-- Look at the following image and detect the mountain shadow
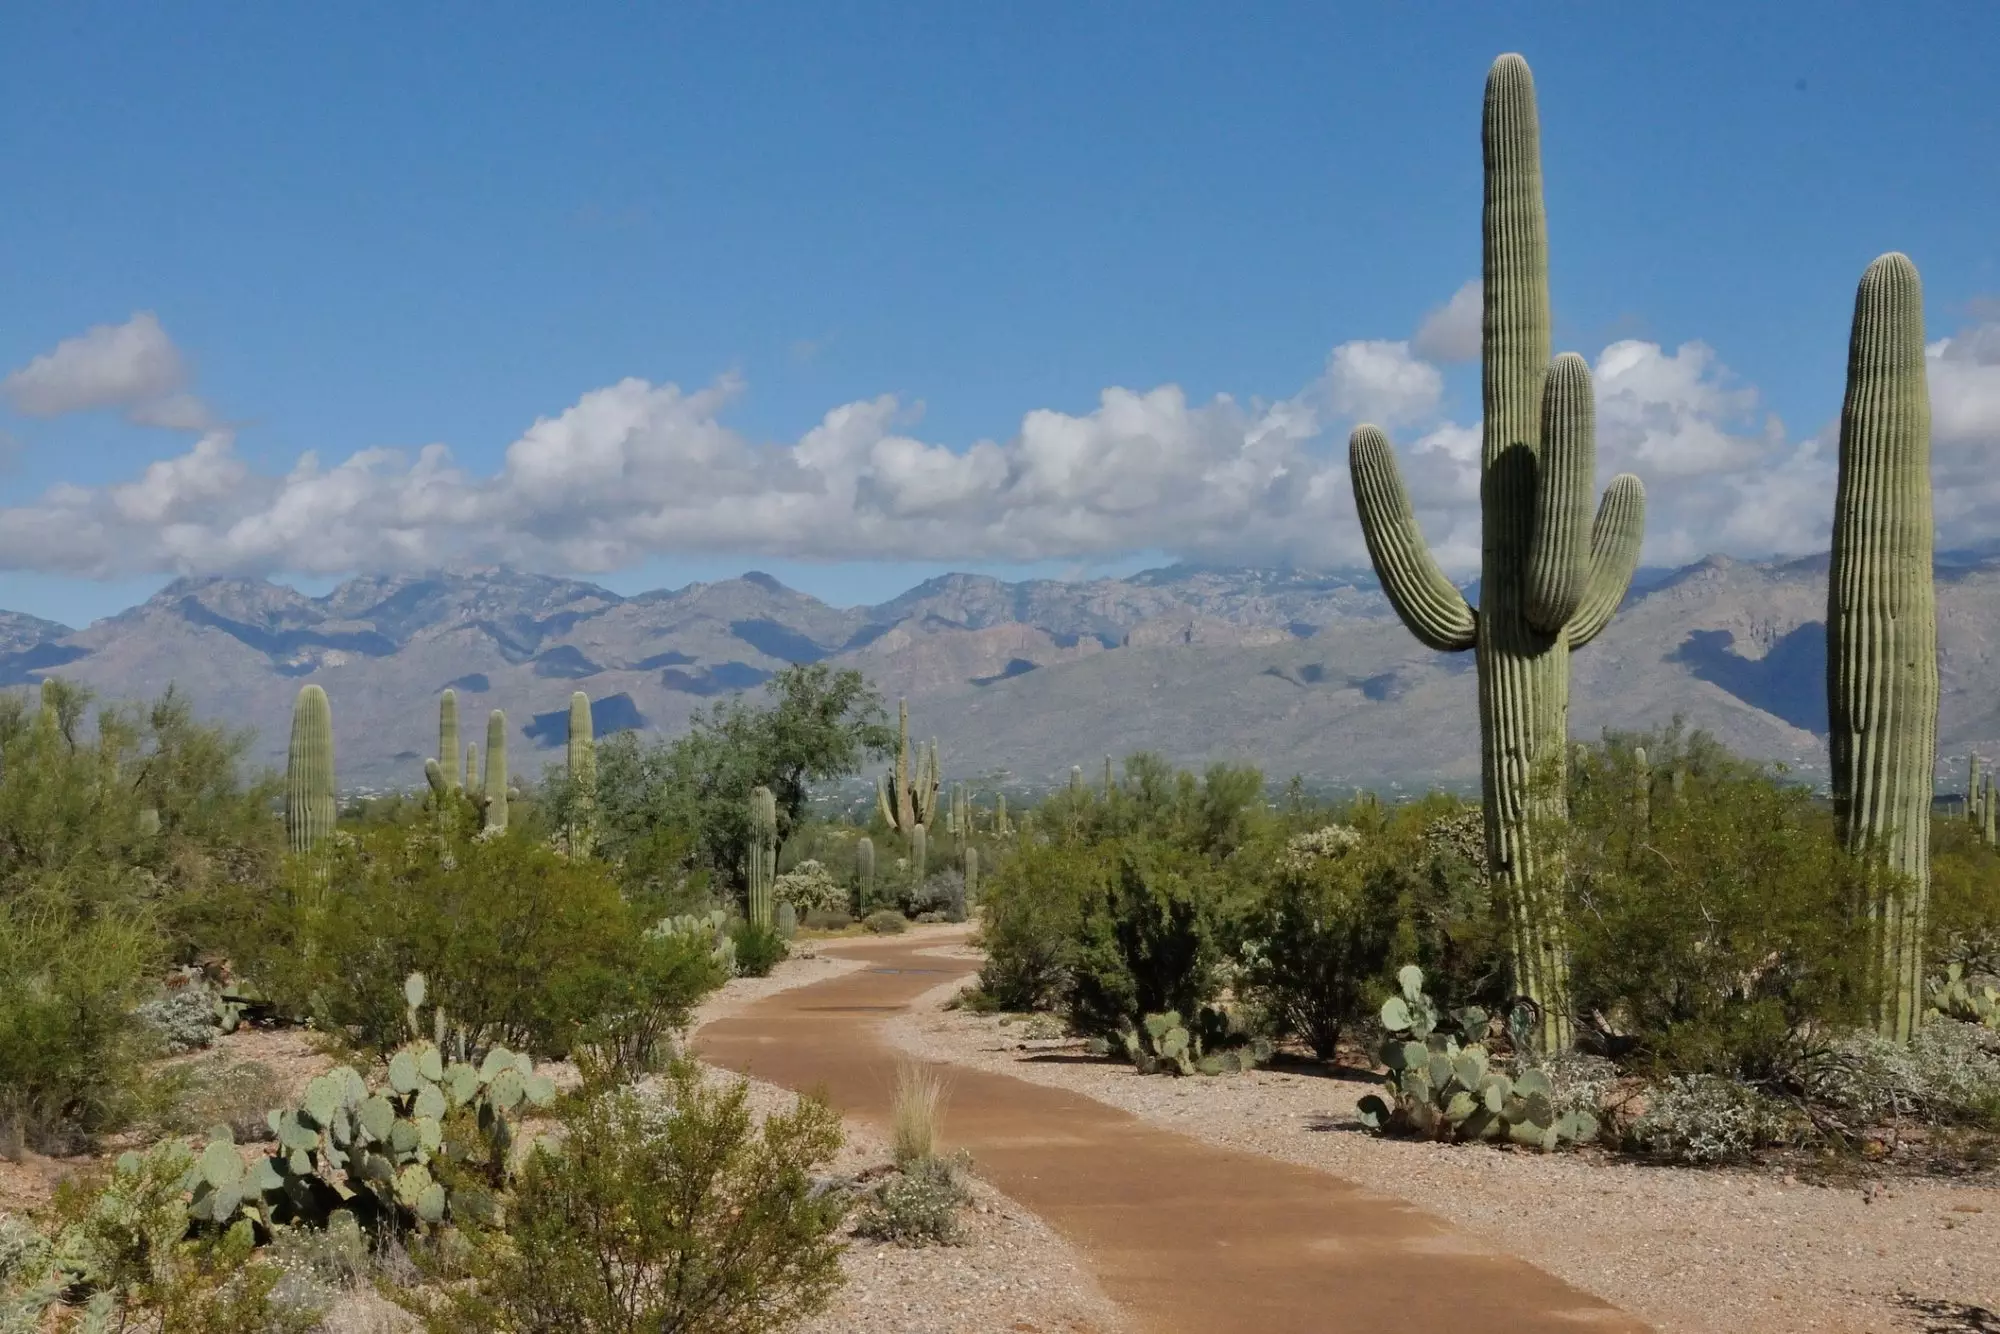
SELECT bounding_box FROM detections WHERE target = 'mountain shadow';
[1671,623,1828,734]
[729,618,827,663]
[530,646,602,679]
[444,673,490,693]
[661,663,771,696]
[0,643,90,686]
[523,692,647,747]
[971,658,1039,687]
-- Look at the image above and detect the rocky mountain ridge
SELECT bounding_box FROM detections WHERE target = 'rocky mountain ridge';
[2,555,1996,793]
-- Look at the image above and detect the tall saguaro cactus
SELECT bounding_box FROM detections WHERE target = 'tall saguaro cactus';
[482,711,508,832]
[855,835,876,915]
[439,690,460,793]
[1346,54,1647,1050]
[567,691,596,858]
[748,785,778,929]
[875,699,938,836]
[1828,252,1938,1044]
[285,684,336,856]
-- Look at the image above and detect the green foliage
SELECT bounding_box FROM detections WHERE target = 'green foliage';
[729,919,788,977]
[1356,965,1598,1150]
[862,909,907,935]
[1565,727,1873,1082]
[239,812,722,1060]
[1065,843,1224,1043]
[404,1063,847,1334]
[1240,823,1400,1060]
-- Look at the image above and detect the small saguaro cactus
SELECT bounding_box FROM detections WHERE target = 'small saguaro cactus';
[1104,755,1115,798]
[464,742,478,795]
[482,711,509,832]
[566,691,596,858]
[1346,54,1646,1051]
[1826,252,1938,1045]
[963,844,978,906]
[996,792,1011,837]
[1631,745,1651,829]
[855,836,876,915]
[286,684,336,856]
[748,786,778,929]
[1986,774,1997,848]
[1070,765,1083,794]
[1968,754,1980,824]
[911,822,928,884]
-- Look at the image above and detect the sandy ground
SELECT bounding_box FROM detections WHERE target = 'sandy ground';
[879,938,2000,1334]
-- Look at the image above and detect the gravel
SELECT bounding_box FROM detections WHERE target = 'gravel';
[882,941,2000,1334]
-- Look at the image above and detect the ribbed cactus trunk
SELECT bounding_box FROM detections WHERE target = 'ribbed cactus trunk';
[439,690,460,793]
[464,742,478,795]
[963,844,978,905]
[748,785,777,929]
[1967,754,1979,824]
[285,684,336,856]
[567,691,596,858]
[482,711,508,832]
[1827,252,1937,1045]
[1985,775,1996,847]
[855,835,875,915]
[911,823,928,884]
[1346,54,1647,1053]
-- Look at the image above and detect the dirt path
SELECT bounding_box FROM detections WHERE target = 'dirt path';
[695,932,1649,1334]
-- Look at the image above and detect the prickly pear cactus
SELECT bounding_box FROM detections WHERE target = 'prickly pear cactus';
[1117,1010,1273,1078]
[652,910,736,976]
[1357,965,1598,1150]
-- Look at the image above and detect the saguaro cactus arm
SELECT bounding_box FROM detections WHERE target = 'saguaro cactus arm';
[1522,353,1596,632]
[1348,426,1478,652]
[1565,474,1648,649]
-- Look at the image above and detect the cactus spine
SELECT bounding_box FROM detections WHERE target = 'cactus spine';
[1346,55,1646,1051]
[1827,252,1938,1045]
[855,835,875,915]
[482,711,508,832]
[567,691,596,858]
[748,785,777,929]
[285,684,336,855]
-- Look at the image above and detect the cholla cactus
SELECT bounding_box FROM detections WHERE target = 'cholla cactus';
[286,684,336,856]
[774,859,845,914]
[1277,824,1363,873]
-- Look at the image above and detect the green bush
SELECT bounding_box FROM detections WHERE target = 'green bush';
[241,814,722,1060]
[1564,729,1872,1082]
[1240,823,1399,1060]
[861,909,908,936]
[729,919,789,976]
[1065,842,1224,1042]
[405,1062,847,1334]
[972,841,1099,1011]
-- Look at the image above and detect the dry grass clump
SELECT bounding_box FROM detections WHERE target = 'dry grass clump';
[890,1062,949,1168]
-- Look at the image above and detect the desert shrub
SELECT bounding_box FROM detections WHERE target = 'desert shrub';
[729,920,789,976]
[774,859,844,914]
[1805,1021,2000,1130]
[855,1156,970,1248]
[0,886,163,1153]
[1929,817,2000,971]
[1565,730,1872,1082]
[1240,824,1399,1060]
[903,869,965,920]
[242,816,720,1060]
[862,909,907,935]
[801,908,853,930]
[973,840,1100,1011]
[135,978,221,1057]
[406,1062,847,1334]
[1631,1074,1798,1165]
[1065,842,1224,1042]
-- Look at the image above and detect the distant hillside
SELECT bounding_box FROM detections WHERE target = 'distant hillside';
[2,555,1996,795]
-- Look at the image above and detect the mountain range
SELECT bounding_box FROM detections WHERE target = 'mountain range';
[3,554,1997,795]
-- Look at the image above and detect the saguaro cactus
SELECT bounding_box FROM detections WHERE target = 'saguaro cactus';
[1827,252,1938,1045]
[285,684,336,855]
[1985,775,1996,848]
[964,844,979,906]
[1968,754,1980,824]
[1631,745,1651,829]
[1346,54,1647,1051]
[439,690,460,793]
[911,822,928,884]
[464,742,478,795]
[875,699,938,836]
[482,711,509,832]
[748,785,777,929]
[567,691,596,858]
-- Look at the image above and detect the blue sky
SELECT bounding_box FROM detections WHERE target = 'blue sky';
[2,4,1997,626]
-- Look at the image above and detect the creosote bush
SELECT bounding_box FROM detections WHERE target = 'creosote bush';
[404,1061,847,1334]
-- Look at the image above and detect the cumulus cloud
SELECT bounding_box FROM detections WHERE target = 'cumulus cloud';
[9,304,1998,581]
[1412,280,1482,363]
[1,312,217,431]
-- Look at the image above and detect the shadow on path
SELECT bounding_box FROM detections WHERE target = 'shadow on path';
[696,931,1648,1334]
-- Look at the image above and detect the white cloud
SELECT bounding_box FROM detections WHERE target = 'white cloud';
[1,313,217,430]
[1412,280,1482,363]
[13,305,1998,581]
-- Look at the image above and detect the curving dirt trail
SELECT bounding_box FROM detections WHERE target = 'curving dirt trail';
[696,931,1650,1334]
